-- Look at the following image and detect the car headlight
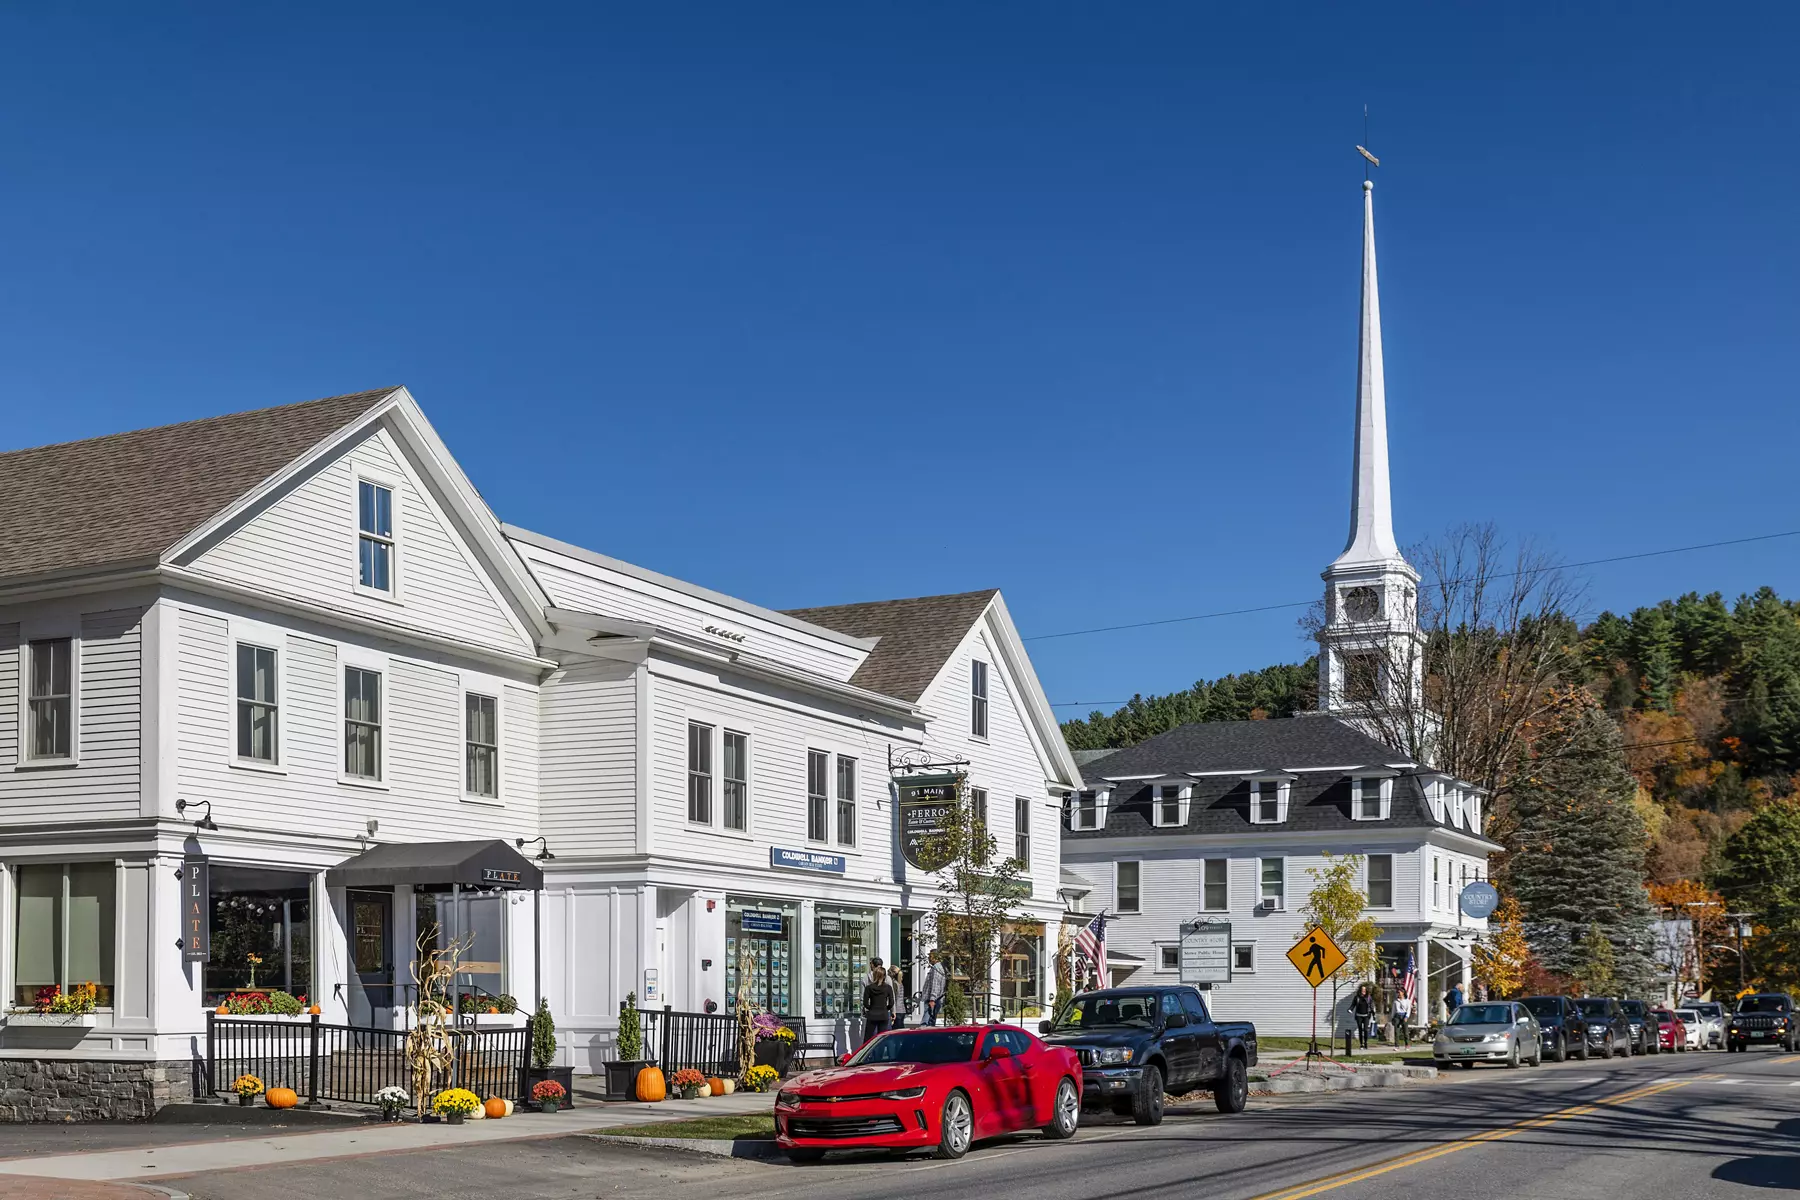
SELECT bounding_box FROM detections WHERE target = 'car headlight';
[776,1091,799,1107]
[1484,1033,1506,1042]
[1589,1025,1608,1034]
[878,1087,927,1100]
[1094,1047,1135,1065]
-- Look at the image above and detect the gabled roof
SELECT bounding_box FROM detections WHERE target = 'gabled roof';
[783,588,999,703]
[0,388,398,584]
[1074,716,1408,779]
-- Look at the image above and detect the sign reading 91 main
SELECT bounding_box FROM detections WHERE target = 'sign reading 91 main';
[898,773,963,871]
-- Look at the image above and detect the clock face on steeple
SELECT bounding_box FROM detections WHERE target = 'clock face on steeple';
[1343,587,1382,622]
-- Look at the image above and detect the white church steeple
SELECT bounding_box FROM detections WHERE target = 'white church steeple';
[1319,176,1424,720]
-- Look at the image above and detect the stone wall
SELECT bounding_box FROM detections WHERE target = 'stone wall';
[0,1058,193,1122]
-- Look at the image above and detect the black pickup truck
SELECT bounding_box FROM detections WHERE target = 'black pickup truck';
[1038,985,1257,1125]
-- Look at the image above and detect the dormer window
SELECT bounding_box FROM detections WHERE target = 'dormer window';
[1250,779,1288,824]
[1072,789,1105,831]
[1468,793,1482,831]
[1427,779,1445,822]
[1153,783,1191,828]
[1451,786,1466,827]
[1352,776,1392,821]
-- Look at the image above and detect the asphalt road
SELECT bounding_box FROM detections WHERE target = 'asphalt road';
[160,1047,1800,1200]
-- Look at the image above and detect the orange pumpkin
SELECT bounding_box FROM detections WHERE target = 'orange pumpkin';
[706,1077,726,1096]
[215,1005,228,1015]
[484,1097,508,1119]
[635,1066,666,1102]
[308,1005,321,1015]
[265,1087,299,1110]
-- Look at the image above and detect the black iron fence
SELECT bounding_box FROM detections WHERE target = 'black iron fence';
[204,1012,528,1107]
[649,1008,741,1076]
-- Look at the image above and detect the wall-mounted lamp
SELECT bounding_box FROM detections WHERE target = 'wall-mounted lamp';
[515,836,555,862]
[176,799,218,831]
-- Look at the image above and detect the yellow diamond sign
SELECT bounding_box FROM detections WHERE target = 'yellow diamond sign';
[1286,926,1347,989]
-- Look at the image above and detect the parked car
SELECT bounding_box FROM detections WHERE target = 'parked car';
[1520,995,1583,1061]
[1039,985,1257,1124]
[774,1026,1082,1162]
[1618,999,1658,1054]
[1651,1008,1689,1052]
[1728,993,1800,1052]
[1573,997,1633,1059]
[1673,1008,1705,1050]
[1433,1002,1543,1069]
[1688,1001,1727,1049]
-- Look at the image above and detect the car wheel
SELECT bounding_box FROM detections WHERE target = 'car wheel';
[1551,1034,1567,1063]
[786,1148,825,1164]
[1132,1064,1165,1126]
[1505,1043,1521,1069]
[1042,1076,1080,1139]
[1530,1040,1543,1067]
[1214,1055,1249,1115]
[935,1090,973,1160]
[1576,1038,1590,1062]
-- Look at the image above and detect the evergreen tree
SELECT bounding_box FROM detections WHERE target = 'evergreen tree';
[1061,660,1316,750]
[1714,799,1800,992]
[1671,591,1735,676]
[1630,606,1678,713]
[1731,589,1800,774]
[1502,693,1660,993]
[1578,923,1617,996]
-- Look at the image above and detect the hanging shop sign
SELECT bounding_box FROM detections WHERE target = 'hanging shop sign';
[1179,919,1232,985]
[770,847,847,874]
[898,773,962,871]
[180,855,210,963]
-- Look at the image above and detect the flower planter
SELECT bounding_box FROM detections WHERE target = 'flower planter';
[753,1039,795,1077]
[679,1085,703,1100]
[237,1094,256,1107]
[539,1099,561,1114]
[524,1066,575,1107]
[468,1012,526,1029]
[446,1113,465,1126]
[602,1059,649,1100]
[7,1012,99,1028]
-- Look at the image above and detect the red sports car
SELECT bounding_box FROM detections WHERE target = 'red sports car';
[774,1025,1083,1162]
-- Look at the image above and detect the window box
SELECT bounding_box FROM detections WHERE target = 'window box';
[7,1011,99,1028]
[467,1011,527,1029]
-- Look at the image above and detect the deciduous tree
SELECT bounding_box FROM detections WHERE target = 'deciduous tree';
[1474,896,1531,998]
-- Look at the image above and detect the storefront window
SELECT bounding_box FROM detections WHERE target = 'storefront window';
[813,905,876,1019]
[999,922,1044,1018]
[416,889,507,1004]
[726,898,797,1014]
[203,866,312,1006]
[14,862,116,1008]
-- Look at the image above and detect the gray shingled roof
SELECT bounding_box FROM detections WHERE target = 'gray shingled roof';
[1063,715,1482,839]
[0,388,397,583]
[783,589,997,702]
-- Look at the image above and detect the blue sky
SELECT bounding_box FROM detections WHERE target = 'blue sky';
[3,3,1797,715]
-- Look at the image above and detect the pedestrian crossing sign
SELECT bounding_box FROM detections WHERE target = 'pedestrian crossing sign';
[1286,926,1347,988]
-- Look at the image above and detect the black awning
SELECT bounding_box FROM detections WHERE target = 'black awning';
[325,839,544,891]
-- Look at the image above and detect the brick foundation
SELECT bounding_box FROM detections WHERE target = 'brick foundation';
[0,1059,193,1122]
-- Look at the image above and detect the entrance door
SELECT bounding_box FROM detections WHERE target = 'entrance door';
[349,891,394,1028]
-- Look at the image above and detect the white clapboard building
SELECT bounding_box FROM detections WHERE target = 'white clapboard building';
[0,386,1080,1118]
[1060,178,1500,1036]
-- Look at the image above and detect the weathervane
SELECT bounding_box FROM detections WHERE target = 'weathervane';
[1356,104,1380,181]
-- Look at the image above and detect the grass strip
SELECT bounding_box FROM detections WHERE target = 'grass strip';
[592,1114,777,1141]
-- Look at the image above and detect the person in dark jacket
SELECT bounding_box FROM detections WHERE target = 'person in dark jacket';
[1351,983,1375,1048]
[861,958,894,1044]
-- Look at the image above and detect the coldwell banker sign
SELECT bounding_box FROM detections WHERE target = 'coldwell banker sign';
[898,773,962,871]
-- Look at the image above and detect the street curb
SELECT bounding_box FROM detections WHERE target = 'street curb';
[586,1134,783,1160]
[1249,1063,1437,1095]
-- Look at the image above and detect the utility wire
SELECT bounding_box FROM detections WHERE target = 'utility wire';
[1025,528,1800,644]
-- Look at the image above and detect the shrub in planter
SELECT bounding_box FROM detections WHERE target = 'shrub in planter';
[740,1064,779,1093]
[533,1079,567,1113]
[671,1068,707,1099]
[376,1086,410,1121]
[603,992,651,1100]
[431,1088,481,1125]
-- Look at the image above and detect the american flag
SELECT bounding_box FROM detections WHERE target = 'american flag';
[1399,949,1417,1001]
[1074,913,1108,983]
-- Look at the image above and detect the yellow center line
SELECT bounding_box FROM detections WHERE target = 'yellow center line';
[1771,1054,1800,1065]
[1245,1078,1693,1200]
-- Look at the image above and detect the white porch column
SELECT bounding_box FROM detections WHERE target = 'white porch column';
[316,873,349,1025]
[1414,932,1430,1029]
[798,900,816,1023]
[1042,920,1061,1011]
[876,906,894,971]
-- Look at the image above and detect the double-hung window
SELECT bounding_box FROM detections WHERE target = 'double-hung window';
[1202,858,1228,911]
[343,666,382,781]
[723,731,748,832]
[1072,790,1100,831]
[1367,854,1394,908]
[13,862,115,1007]
[1433,857,1442,908]
[970,786,988,828]
[970,660,989,738]
[807,750,830,842]
[687,721,713,824]
[836,755,857,846]
[1155,783,1187,827]
[465,693,498,798]
[26,638,73,761]
[1354,777,1387,820]
[236,644,279,764]
[1013,796,1031,866]
[357,480,395,593]
[1252,779,1286,824]
[1260,858,1286,909]
[1116,861,1141,913]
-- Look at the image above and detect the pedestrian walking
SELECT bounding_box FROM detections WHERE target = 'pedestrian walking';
[1351,983,1375,1048]
[921,950,949,1026]
[1445,983,1464,1022]
[1392,990,1413,1047]
[888,965,909,1029]
[860,958,894,1044]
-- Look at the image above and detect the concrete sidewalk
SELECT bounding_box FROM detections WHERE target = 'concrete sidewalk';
[0,1093,776,1185]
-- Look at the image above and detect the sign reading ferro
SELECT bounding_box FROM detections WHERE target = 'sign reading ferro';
[181,855,210,963]
[898,773,962,871]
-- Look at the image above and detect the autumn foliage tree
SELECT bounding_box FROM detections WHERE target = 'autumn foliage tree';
[1300,853,1383,1034]
[1474,896,1531,999]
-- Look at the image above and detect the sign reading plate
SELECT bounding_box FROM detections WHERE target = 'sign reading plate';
[898,773,961,871]
[482,868,523,887]
[1459,881,1500,920]
[1285,926,1346,989]
[181,855,210,964]
[1179,920,1232,985]
[770,847,846,875]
